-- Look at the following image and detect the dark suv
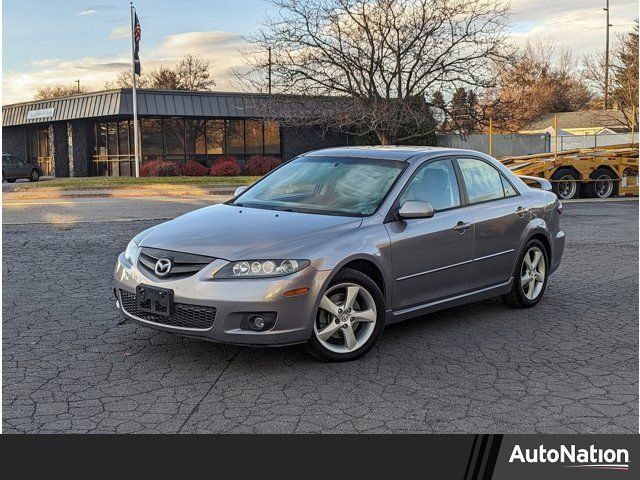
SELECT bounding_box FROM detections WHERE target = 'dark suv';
[2,154,42,183]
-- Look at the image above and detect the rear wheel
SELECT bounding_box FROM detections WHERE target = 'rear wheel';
[306,268,385,362]
[29,169,40,182]
[551,168,580,200]
[584,168,616,198]
[502,239,549,308]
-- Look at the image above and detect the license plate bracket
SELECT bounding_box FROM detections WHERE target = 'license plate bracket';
[136,284,173,317]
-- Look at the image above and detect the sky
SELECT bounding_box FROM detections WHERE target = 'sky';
[2,0,638,104]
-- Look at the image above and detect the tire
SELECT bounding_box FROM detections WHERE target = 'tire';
[6,178,17,183]
[584,168,617,199]
[306,268,385,362]
[29,169,40,182]
[551,168,580,200]
[502,239,549,308]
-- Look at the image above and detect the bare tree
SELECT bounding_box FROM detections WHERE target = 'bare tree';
[582,21,639,128]
[483,42,593,132]
[106,53,216,91]
[34,83,89,100]
[241,0,511,144]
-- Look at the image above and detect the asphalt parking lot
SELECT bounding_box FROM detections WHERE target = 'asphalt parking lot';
[2,197,638,433]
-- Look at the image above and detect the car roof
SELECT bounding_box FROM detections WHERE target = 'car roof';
[303,146,484,162]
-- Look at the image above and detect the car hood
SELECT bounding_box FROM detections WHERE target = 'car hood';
[140,203,362,260]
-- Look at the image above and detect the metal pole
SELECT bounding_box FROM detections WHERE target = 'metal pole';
[488,117,493,157]
[76,79,80,93]
[553,114,558,160]
[631,106,637,144]
[604,0,611,109]
[268,47,272,95]
[130,2,140,178]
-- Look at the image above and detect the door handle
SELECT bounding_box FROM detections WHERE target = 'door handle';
[453,221,472,232]
[516,206,530,217]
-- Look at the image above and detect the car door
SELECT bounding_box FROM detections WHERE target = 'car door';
[12,156,30,177]
[455,157,528,291]
[3,155,17,179]
[385,158,474,311]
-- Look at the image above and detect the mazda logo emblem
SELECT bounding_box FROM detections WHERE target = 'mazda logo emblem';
[154,258,172,277]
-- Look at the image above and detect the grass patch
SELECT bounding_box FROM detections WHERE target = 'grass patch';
[14,176,261,190]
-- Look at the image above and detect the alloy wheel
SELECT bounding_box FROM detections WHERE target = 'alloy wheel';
[520,246,546,301]
[314,282,377,354]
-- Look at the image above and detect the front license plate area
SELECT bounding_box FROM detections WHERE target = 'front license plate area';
[136,284,173,317]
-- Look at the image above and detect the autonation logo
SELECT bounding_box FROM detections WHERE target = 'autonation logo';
[509,444,630,471]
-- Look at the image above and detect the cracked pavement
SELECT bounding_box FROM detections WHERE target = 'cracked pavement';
[2,198,638,433]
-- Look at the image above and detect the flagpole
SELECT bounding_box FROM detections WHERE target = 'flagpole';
[130,1,140,178]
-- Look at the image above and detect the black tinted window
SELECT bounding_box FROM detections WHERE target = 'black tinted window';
[458,158,505,204]
[398,159,461,211]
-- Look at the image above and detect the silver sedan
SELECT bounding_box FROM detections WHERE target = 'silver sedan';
[114,147,565,361]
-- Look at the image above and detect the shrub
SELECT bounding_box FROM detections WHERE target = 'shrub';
[182,160,209,176]
[246,155,282,176]
[210,159,241,176]
[140,160,182,177]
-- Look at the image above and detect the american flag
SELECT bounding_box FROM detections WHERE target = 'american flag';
[133,12,141,75]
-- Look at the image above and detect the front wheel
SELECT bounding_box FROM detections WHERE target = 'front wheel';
[502,240,549,308]
[551,168,580,200]
[306,268,385,362]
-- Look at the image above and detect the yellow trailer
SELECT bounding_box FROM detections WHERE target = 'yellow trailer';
[500,143,639,200]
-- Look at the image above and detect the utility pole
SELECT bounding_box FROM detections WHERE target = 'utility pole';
[75,79,80,93]
[604,0,612,109]
[268,47,272,95]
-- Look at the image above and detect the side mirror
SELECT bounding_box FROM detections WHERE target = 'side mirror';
[398,200,435,219]
[234,185,249,197]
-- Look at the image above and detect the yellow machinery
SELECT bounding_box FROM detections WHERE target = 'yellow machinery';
[500,143,639,199]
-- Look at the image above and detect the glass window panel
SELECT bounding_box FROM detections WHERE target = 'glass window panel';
[107,122,118,156]
[28,128,39,161]
[164,118,185,159]
[264,120,280,155]
[96,123,107,158]
[186,120,207,155]
[245,119,264,155]
[458,158,505,204]
[226,119,245,155]
[118,121,129,156]
[398,159,461,211]
[141,118,163,158]
[501,175,518,197]
[206,120,224,154]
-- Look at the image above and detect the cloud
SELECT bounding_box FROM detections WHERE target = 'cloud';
[2,30,250,103]
[75,9,97,16]
[109,25,130,40]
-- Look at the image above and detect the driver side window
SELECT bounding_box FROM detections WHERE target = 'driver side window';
[398,159,461,212]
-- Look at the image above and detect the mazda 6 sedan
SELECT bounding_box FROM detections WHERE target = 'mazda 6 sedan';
[114,146,565,361]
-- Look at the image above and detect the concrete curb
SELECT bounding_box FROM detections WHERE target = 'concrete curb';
[3,186,239,201]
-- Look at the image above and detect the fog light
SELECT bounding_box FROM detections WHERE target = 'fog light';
[249,315,267,331]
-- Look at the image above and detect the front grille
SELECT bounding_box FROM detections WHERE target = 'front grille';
[120,290,216,329]
[138,247,215,279]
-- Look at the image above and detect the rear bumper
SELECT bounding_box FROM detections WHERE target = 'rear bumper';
[550,230,565,274]
[114,253,331,346]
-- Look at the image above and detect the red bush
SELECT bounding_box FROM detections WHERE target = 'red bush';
[140,160,182,177]
[210,159,241,176]
[246,155,282,176]
[182,160,209,176]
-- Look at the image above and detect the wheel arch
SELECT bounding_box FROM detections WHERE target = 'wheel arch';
[527,232,552,266]
[589,165,620,195]
[324,255,387,302]
[551,165,583,180]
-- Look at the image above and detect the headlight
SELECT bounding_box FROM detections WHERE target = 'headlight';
[123,238,140,264]
[213,259,310,279]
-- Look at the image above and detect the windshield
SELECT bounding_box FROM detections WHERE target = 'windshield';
[231,155,406,216]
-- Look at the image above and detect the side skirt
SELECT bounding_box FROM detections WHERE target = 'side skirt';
[386,278,513,325]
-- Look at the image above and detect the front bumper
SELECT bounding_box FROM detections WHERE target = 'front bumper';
[113,253,331,346]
